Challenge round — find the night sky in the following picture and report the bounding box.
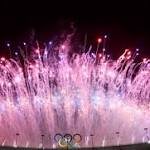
[0,0,150,58]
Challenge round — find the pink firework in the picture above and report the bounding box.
[0,35,149,148]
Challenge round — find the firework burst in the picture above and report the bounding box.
[0,35,150,148]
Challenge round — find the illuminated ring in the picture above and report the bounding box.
[73,134,82,143]
[64,134,72,143]
[54,133,63,142]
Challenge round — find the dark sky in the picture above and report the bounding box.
[0,0,150,58]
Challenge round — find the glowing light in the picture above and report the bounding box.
[126,56,131,60]
[35,49,40,54]
[35,64,39,68]
[8,82,12,87]
[103,48,106,52]
[14,76,21,83]
[98,53,102,58]
[91,53,96,58]
[15,52,18,55]
[125,49,130,52]
[97,38,102,43]
[127,51,131,55]
[49,41,52,45]
[0,57,5,61]
[23,42,26,46]
[107,54,110,58]
[61,45,65,49]
[104,35,107,38]
[7,43,10,47]
[18,68,22,72]
[28,76,32,80]
[143,58,147,63]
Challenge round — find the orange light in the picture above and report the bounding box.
[97,38,102,43]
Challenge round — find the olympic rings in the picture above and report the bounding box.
[54,133,82,144]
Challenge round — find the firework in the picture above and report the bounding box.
[0,35,149,148]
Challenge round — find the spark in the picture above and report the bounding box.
[49,41,52,45]
[143,58,147,63]
[0,57,6,61]
[61,45,65,49]
[35,49,40,54]
[104,35,107,38]
[23,42,26,46]
[7,43,10,47]
[14,76,21,83]
[97,38,102,43]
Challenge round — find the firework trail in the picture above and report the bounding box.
[0,35,149,148]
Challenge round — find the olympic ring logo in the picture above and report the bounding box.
[54,133,82,148]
